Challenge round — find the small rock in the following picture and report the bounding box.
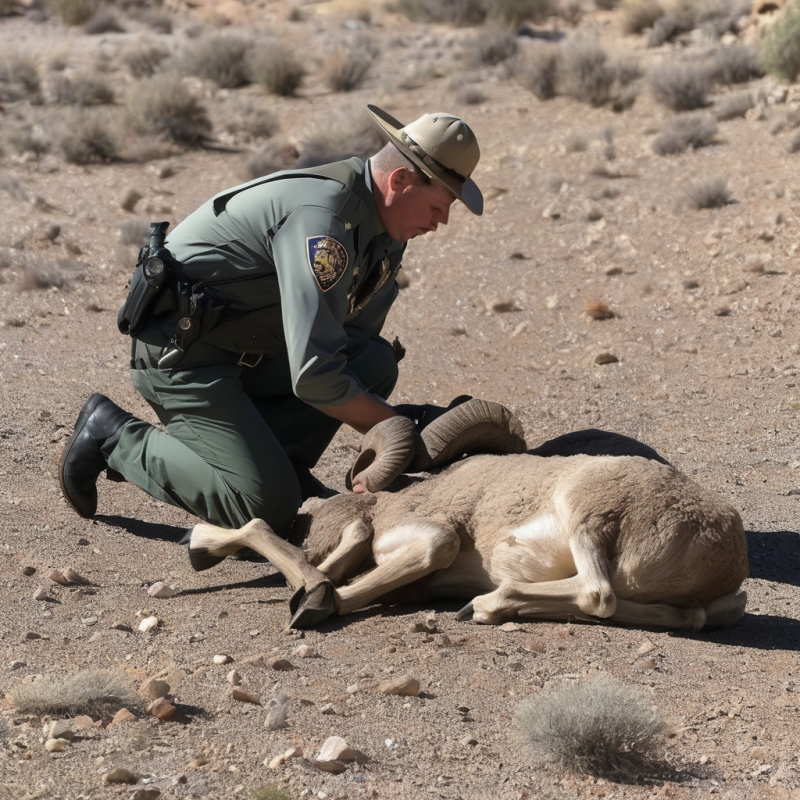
[346,684,360,694]
[409,621,436,634]
[73,715,94,728]
[81,616,98,626]
[636,658,657,671]
[294,644,316,659]
[499,622,521,632]
[637,640,656,655]
[46,721,74,740]
[45,738,69,752]
[267,754,286,769]
[140,678,170,700]
[147,582,175,599]
[77,538,90,546]
[265,689,289,730]
[33,586,50,601]
[267,657,294,671]
[110,708,136,726]
[120,188,143,212]
[103,768,139,784]
[21,566,36,577]
[284,746,302,761]
[459,735,478,746]
[9,660,26,670]
[138,616,159,633]
[64,568,90,585]
[147,697,176,720]
[23,631,41,641]
[377,675,420,697]
[227,669,241,686]
[191,756,209,768]
[231,688,261,705]
[110,622,133,632]
[320,703,336,715]
[131,789,162,800]
[317,736,368,764]
[239,654,266,668]
[595,352,619,365]
[213,654,232,665]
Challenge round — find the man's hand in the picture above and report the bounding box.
[316,392,397,435]
[394,395,472,432]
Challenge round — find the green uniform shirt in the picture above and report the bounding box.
[164,158,405,407]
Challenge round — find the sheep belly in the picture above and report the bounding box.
[488,513,576,584]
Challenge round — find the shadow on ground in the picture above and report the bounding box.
[747,529,800,587]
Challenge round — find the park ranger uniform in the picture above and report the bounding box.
[108,158,405,531]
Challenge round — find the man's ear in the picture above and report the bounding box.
[388,167,411,192]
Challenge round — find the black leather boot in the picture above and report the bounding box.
[59,393,137,518]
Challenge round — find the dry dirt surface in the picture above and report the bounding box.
[1,1,800,799]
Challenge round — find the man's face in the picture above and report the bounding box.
[383,170,456,243]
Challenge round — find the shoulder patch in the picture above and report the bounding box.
[306,236,349,292]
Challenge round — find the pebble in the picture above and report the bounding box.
[33,586,50,601]
[131,789,162,800]
[636,658,657,671]
[227,669,241,685]
[637,639,656,655]
[140,678,171,700]
[147,582,175,599]
[595,352,620,365]
[231,688,261,705]
[147,697,176,720]
[9,660,26,670]
[267,657,294,671]
[21,566,36,576]
[138,616,159,633]
[459,735,478,746]
[295,644,316,659]
[239,655,266,667]
[46,721,74,740]
[499,622,521,632]
[45,738,70,752]
[103,768,139,784]
[64,568,90,585]
[81,617,98,626]
[317,736,368,764]
[110,708,136,726]
[320,703,336,715]
[213,654,232,665]
[23,632,41,641]
[77,538,90,546]
[377,675,420,697]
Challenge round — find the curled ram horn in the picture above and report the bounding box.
[345,415,418,493]
[408,398,526,472]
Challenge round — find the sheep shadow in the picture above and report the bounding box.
[746,529,800,587]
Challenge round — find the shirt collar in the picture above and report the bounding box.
[364,158,387,238]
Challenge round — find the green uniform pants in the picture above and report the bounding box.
[108,325,398,532]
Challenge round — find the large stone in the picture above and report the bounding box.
[103,768,139,784]
[110,708,136,726]
[147,697,176,720]
[317,736,368,764]
[377,675,420,697]
[147,582,175,599]
[231,688,261,705]
[45,738,69,752]
[46,720,74,740]
[140,678,170,700]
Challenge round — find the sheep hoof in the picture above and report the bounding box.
[289,580,338,629]
[187,546,227,572]
[455,601,474,621]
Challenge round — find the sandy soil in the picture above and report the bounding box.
[1,1,799,798]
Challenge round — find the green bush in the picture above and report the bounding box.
[126,74,212,146]
[517,677,666,778]
[758,1,800,82]
[46,0,99,25]
[179,35,252,88]
[249,46,305,97]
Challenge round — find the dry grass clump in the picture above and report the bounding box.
[0,51,41,102]
[46,0,98,25]
[243,139,297,179]
[49,74,114,106]
[251,785,292,800]
[517,676,666,779]
[19,257,84,290]
[758,1,800,82]
[84,9,125,34]
[222,99,279,141]
[685,176,732,209]
[323,42,375,93]
[249,46,305,97]
[715,91,754,120]
[126,74,211,146]
[11,670,136,716]
[59,108,120,163]
[787,131,800,154]
[649,60,713,111]
[518,41,559,99]
[179,34,252,88]
[647,12,694,46]
[712,43,762,84]
[295,113,383,168]
[653,112,717,154]
[389,0,487,25]
[5,121,49,156]
[489,0,553,28]
[466,26,518,67]
[620,0,663,34]
[457,85,487,104]
[133,7,173,34]
[123,42,170,78]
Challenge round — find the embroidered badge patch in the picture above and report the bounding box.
[306,236,348,292]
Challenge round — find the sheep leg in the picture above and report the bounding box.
[315,519,374,585]
[335,519,460,615]
[607,598,706,631]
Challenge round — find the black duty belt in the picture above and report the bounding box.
[237,353,263,368]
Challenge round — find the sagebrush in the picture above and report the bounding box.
[759,0,800,82]
[11,670,135,715]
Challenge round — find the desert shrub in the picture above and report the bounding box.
[489,0,553,28]
[223,99,279,140]
[135,8,173,33]
[685,176,731,208]
[517,41,559,99]
[124,42,170,78]
[323,44,374,93]
[84,9,125,33]
[244,140,296,179]
[770,108,800,134]
[126,74,211,146]
[595,0,620,8]
[759,1,800,82]
[0,52,41,101]
[787,131,800,154]
[557,39,616,106]
[517,677,666,778]
[389,0,487,25]
[715,91,754,120]
[11,670,135,715]
[5,121,49,156]
[620,0,663,33]
[249,45,305,97]
[59,108,119,163]
[713,43,762,84]
[649,60,713,110]
[648,13,694,46]
[653,112,717,154]
[46,0,99,25]
[119,218,151,245]
[179,34,252,88]
[19,258,83,290]
[49,74,114,106]
[295,114,383,168]
[467,25,518,67]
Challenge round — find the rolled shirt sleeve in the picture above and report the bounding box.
[271,204,364,407]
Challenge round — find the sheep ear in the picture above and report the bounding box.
[346,416,419,493]
[409,399,526,471]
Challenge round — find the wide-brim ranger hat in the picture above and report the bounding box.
[367,104,483,216]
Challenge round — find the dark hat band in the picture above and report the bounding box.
[399,131,467,187]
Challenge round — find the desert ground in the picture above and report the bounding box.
[1,0,799,798]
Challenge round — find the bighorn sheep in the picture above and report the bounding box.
[187,400,748,631]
